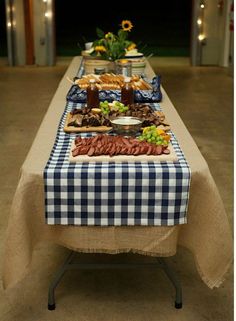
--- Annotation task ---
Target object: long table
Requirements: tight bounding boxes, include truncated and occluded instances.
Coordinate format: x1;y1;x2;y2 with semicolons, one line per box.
3;56;232;290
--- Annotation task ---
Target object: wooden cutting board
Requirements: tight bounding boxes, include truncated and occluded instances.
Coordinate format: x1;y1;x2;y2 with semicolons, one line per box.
69;140;178;163
63;112;170;133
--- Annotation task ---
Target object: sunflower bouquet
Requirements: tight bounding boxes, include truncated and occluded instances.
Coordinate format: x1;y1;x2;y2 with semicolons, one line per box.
90;20;136;61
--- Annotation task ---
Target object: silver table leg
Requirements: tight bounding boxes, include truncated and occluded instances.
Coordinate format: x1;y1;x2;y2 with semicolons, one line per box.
48;251;75;310
157;258;182;309
48;251;183;310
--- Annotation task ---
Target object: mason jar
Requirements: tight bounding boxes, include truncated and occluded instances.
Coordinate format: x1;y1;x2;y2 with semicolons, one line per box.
115;59;132;77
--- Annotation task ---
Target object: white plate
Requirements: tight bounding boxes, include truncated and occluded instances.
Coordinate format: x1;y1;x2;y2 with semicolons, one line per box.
125;54;144;59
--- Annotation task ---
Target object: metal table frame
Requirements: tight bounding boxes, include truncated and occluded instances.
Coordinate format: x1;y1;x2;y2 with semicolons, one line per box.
48;251;182;310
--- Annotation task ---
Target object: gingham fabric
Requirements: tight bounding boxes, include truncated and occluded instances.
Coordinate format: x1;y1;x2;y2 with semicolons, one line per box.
44;101;191;226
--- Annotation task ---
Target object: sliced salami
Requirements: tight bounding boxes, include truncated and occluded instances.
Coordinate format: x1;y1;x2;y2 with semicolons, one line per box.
72;134;170;157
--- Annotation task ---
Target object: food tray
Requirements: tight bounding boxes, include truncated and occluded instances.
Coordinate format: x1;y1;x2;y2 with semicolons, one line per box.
63;110;170;133
66;76;162;103
69;140;178;163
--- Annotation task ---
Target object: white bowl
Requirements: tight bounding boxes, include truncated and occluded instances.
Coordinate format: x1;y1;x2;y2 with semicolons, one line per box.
110;116;143;136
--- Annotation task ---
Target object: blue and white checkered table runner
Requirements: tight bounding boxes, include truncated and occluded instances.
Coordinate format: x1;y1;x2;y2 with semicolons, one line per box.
44;97;191;226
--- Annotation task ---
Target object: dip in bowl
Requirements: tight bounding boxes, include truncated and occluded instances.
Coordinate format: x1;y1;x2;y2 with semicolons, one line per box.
110;116;143;136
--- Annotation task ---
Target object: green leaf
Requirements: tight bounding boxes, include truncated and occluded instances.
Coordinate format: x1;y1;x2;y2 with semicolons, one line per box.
118;29;127;41
96;28;105;39
124;40;132;48
92;40;99;47
90;51;97;57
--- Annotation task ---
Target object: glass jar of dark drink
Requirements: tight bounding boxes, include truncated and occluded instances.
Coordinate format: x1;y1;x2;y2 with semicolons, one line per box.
86;79;99;108
121;77;134;106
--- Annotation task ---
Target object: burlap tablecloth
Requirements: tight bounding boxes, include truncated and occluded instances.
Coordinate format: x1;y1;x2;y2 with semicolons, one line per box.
3;57;232;290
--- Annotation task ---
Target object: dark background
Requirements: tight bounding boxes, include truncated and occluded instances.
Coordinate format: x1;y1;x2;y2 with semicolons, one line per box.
55;0;192;56
0;0;7;56
0;0;192;57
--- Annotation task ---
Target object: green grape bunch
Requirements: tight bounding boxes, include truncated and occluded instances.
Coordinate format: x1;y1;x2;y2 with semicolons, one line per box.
138;125;171;146
99;101;129;115
100;101;110;115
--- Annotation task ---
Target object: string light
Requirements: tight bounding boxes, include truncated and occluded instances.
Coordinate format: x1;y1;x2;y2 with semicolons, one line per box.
7;22;11;27
198;34;205;41
197;1;206;46
197;19;202;25
44;11;52;18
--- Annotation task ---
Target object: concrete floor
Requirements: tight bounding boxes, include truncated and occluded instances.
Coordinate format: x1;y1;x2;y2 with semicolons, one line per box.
0;58;233;321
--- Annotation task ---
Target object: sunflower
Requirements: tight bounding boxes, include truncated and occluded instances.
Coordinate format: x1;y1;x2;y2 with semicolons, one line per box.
121;20;133;32
127;43;136;51
95;45;106;52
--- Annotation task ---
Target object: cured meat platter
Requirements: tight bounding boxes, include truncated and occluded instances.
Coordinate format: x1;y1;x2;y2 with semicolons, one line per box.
69;134;178;163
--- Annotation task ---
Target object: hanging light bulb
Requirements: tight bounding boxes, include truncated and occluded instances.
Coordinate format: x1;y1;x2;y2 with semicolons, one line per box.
45;11;52;18
198;34;205;41
200;3;205;8
197;18;202;25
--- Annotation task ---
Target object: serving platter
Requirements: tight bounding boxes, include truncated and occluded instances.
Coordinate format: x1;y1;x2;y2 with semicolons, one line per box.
73;73;152;90
63;104;170;133
64;115;170;133
69;139;178;163
66;74;162;103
